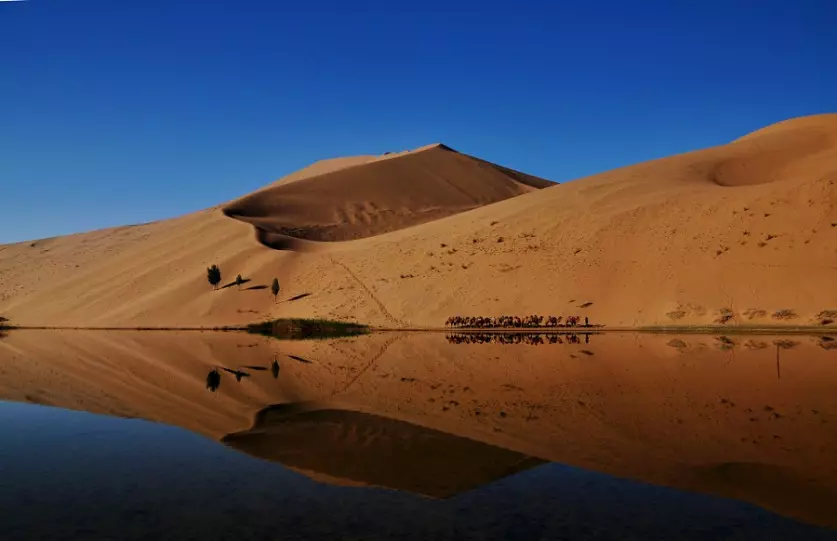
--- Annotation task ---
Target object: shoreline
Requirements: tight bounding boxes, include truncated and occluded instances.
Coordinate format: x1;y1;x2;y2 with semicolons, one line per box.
4;324;837;335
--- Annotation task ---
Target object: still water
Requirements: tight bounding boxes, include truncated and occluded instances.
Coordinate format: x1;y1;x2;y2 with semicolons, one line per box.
1;330;836;540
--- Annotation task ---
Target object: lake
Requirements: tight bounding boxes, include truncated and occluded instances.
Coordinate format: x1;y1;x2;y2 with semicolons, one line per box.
1;330;836;540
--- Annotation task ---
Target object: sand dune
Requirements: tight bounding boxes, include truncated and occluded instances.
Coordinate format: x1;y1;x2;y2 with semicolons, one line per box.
1;114;837;328
223;143;552;243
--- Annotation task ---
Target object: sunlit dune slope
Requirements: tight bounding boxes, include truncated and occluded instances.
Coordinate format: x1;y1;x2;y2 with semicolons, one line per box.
1;114;836;328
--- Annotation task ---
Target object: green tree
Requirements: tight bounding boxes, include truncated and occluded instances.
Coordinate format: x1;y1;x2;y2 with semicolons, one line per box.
207;265;222;290
235;274;244;290
271;278;280;302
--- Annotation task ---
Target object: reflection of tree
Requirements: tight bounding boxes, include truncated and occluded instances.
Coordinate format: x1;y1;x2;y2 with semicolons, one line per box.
221;367;251;382
819;336;837;350
206;369;221;392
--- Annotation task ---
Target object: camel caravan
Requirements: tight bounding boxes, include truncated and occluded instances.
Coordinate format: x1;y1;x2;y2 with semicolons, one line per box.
444;315;589;329
446;332;591;346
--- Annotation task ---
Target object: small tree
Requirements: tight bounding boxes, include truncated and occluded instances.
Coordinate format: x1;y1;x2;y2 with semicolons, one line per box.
235;274;244;290
271;278;280;303
207;265;222;290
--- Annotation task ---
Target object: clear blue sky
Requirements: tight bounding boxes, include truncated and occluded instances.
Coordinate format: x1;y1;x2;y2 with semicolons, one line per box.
1;1;835;243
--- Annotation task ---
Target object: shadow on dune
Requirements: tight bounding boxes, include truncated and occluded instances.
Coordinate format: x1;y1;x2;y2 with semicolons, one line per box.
220;278;251;290
286;293;313;302
220;144;552;250
250;229;324;252
287;354;314;364
221;407;546;499
245;285;268;291
220;367;251;382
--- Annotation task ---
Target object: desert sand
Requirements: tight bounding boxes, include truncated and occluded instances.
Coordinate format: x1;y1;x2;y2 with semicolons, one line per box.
1;114;837;328
1;330;836;527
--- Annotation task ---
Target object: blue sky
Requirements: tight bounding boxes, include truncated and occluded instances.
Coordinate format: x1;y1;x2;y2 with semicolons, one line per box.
1;0;835;243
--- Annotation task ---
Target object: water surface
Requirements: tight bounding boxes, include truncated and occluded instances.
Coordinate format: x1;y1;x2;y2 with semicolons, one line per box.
1;330;836;540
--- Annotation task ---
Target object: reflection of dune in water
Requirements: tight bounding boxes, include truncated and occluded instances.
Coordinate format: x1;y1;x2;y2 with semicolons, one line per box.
3;330;837;529
691;462;837;530
221;406;546;499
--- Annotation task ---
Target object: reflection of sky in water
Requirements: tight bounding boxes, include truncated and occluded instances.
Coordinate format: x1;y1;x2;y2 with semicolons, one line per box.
1;401;836;540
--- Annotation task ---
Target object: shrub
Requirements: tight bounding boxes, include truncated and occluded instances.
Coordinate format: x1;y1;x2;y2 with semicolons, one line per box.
207;265;222;290
271;278;280;302
771;309;797;320
715;308;734;324
743;308;767;320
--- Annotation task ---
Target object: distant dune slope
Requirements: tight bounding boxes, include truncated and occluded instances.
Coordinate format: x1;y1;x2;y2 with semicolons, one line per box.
222;143;552;243
0;114;836;328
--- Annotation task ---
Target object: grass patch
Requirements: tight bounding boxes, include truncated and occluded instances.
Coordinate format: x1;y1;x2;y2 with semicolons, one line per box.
773;339;800;350
246;318;369;340
715;308;735;324
637;324;837;334
743;308;767;320
716;336;736;350
772;309;798;320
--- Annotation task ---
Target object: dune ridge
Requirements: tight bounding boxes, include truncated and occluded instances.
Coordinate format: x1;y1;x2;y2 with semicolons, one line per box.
1;114;836;328
222;143;552;244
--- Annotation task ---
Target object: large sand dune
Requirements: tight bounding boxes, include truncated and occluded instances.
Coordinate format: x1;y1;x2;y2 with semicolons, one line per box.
222;143;552;246
1;114;837;328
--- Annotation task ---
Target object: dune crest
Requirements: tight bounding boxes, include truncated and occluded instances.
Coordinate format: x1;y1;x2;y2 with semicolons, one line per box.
705;113;837;187
222;143;552;243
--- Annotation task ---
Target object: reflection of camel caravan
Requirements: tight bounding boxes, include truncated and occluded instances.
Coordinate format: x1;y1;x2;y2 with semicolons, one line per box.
445;333;589;345
444;315;587;328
